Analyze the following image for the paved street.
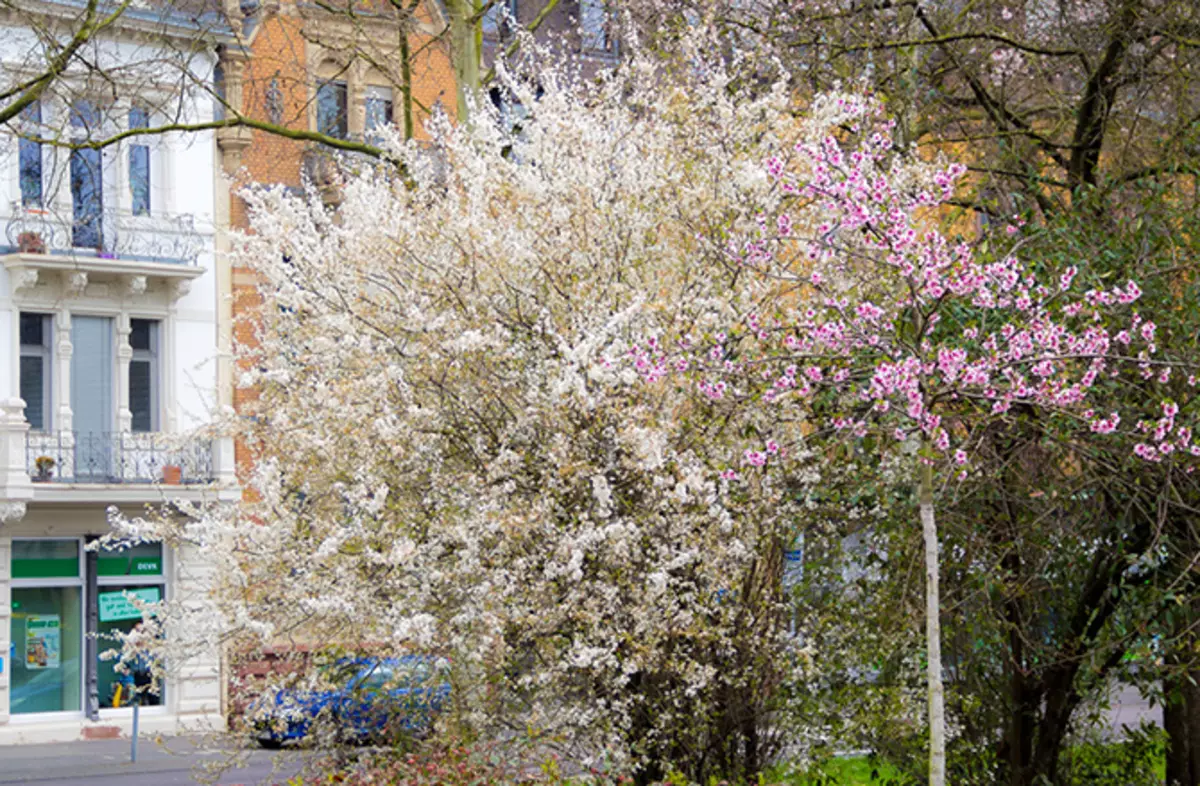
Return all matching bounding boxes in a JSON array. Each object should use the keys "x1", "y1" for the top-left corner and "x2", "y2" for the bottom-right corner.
[
  {"x1": 0, "y1": 687, "x2": 1164, "y2": 785},
  {"x1": 0, "y1": 736, "x2": 308, "y2": 786}
]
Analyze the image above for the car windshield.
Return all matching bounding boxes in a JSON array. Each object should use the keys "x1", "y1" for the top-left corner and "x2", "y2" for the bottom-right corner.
[
  {"x1": 317, "y1": 662, "x2": 361, "y2": 688},
  {"x1": 359, "y1": 659, "x2": 433, "y2": 690}
]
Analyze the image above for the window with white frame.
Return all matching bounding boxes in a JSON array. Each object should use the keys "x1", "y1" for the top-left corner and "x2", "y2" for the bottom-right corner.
[
  {"x1": 18, "y1": 100, "x2": 44, "y2": 208},
  {"x1": 20, "y1": 312, "x2": 53, "y2": 431},
  {"x1": 69, "y1": 98, "x2": 105, "y2": 250},
  {"x1": 364, "y1": 85, "x2": 394, "y2": 144},
  {"x1": 129, "y1": 318, "x2": 160, "y2": 433},
  {"x1": 316, "y1": 77, "x2": 348, "y2": 139},
  {"x1": 128, "y1": 106, "x2": 151, "y2": 216}
]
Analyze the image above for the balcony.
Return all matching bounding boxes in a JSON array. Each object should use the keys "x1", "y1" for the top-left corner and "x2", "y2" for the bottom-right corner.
[
  {"x1": 27, "y1": 431, "x2": 214, "y2": 485},
  {"x1": 2, "y1": 202, "x2": 207, "y2": 300},
  {"x1": 0, "y1": 399, "x2": 238, "y2": 521},
  {"x1": 4, "y1": 201, "x2": 203, "y2": 266}
]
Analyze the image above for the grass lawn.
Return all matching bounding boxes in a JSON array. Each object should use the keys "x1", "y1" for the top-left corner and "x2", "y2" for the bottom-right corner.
[
  {"x1": 769, "y1": 738, "x2": 1166, "y2": 785},
  {"x1": 769, "y1": 756, "x2": 915, "y2": 785}
]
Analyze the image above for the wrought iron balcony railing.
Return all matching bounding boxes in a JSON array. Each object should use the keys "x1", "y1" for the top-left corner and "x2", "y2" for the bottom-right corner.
[
  {"x1": 27, "y1": 431, "x2": 214, "y2": 484},
  {"x1": 4, "y1": 202, "x2": 203, "y2": 266}
]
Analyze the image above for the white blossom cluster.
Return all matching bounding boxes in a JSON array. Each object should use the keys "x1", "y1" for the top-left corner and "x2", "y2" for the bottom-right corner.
[{"x1": 105, "y1": 42, "x2": 953, "y2": 774}]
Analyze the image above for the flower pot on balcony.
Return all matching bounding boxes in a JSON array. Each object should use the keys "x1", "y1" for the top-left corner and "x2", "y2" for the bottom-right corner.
[
  {"x1": 18, "y1": 231, "x2": 46, "y2": 254},
  {"x1": 162, "y1": 464, "x2": 183, "y2": 484},
  {"x1": 34, "y1": 455, "x2": 55, "y2": 482}
]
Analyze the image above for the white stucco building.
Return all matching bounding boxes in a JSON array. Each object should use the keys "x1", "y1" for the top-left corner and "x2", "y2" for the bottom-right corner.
[{"x1": 0, "y1": 1, "x2": 238, "y2": 743}]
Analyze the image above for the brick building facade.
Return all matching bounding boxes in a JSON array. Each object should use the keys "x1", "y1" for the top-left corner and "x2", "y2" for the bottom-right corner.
[{"x1": 212, "y1": 0, "x2": 458, "y2": 480}]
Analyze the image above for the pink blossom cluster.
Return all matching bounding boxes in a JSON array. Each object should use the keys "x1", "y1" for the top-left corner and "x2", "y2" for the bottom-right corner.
[
  {"x1": 628, "y1": 340, "x2": 669, "y2": 384},
  {"x1": 640, "y1": 101, "x2": 1195, "y2": 476}
]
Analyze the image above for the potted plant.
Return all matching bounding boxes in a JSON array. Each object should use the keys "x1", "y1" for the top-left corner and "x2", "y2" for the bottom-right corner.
[
  {"x1": 162, "y1": 463, "x2": 183, "y2": 484},
  {"x1": 34, "y1": 455, "x2": 55, "y2": 481},
  {"x1": 17, "y1": 231, "x2": 45, "y2": 254}
]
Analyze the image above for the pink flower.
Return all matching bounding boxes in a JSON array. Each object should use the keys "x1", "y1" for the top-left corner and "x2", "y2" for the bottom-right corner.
[
  {"x1": 743, "y1": 450, "x2": 767, "y2": 467},
  {"x1": 954, "y1": 450, "x2": 968, "y2": 465},
  {"x1": 1134, "y1": 443, "x2": 1162, "y2": 462},
  {"x1": 1118, "y1": 281, "x2": 1142, "y2": 304}
]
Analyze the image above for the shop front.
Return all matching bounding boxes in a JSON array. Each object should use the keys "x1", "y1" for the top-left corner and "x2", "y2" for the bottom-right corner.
[{"x1": 0, "y1": 507, "x2": 223, "y2": 744}]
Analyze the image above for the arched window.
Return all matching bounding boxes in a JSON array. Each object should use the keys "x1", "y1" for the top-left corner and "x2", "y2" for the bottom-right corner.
[{"x1": 315, "y1": 61, "x2": 348, "y2": 139}]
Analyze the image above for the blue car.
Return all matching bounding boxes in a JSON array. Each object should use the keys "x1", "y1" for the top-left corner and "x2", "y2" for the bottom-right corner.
[{"x1": 251, "y1": 656, "x2": 450, "y2": 748}]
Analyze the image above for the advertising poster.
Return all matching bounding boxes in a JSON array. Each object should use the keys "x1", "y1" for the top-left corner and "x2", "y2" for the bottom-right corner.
[
  {"x1": 25, "y1": 615, "x2": 61, "y2": 670},
  {"x1": 98, "y1": 587, "x2": 161, "y2": 622}
]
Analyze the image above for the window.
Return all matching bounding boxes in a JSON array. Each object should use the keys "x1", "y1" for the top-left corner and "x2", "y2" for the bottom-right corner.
[
  {"x1": 483, "y1": 0, "x2": 517, "y2": 38},
  {"x1": 579, "y1": 0, "x2": 616, "y2": 53},
  {"x1": 20, "y1": 313, "x2": 53, "y2": 431},
  {"x1": 70, "y1": 100, "x2": 104, "y2": 250},
  {"x1": 71, "y1": 316, "x2": 114, "y2": 480},
  {"x1": 128, "y1": 107, "x2": 151, "y2": 216},
  {"x1": 129, "y1": 319, "x2": 159, "y2": 433},
  {"x1": 365, "y1": 85, "x2": 393, "y2": 143},
  {"x1": 10, "y1": 539, "x2": 167, "y2": 716},
  {"x1": 19, "y1": 101, "x2": 43, "y2": 207},
  {"x1": 11, "y1": 539, "x2": 84, "y2": 715},
  {"x1": 96, "y1": 541, "x2": 165, "y2": 709},
  {"x1": 212, "y1": 63, "x2": 226, "y2": 121},
  {"x1": 316, "y1": 78, "x2": 348, "y2": 139}
]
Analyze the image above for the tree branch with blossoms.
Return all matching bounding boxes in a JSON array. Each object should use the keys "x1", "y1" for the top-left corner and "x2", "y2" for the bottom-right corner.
[{"x1": 633, "y1": 94, "x2": 1200, "y2": 786}]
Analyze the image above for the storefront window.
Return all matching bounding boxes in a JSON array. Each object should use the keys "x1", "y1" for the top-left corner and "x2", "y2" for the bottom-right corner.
[
  {"x1": 11, "y1": 539, "x2": 85, "y2": 715},
  {"x1": 97, "y1": 542, "x2": 165, "y2": 709},
  {"x1": 97, "y1": 585, "x2": 162, "y2": 708}
]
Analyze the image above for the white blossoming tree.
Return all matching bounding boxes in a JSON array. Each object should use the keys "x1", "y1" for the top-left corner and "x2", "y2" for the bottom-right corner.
[
  {"x1": 104, "y1": 48, "x2": 824, "y2": 781},
  {"x1": 106, "y1": 46, "x2": 1040, "y2": 782}
]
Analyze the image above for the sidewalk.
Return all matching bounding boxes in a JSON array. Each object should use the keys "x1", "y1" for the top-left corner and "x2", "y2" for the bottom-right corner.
[{"x1": 0, "y1": 735, "x2": 305, "y2": 785}]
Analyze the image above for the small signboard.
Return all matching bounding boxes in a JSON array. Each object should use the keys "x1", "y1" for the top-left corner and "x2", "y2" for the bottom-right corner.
[
  {"x1": 98, "y1": 587, "x2": 161, "y2": 623},
  {"x1": 25, "y1": 615, "x2": 61, "y2": 669}
]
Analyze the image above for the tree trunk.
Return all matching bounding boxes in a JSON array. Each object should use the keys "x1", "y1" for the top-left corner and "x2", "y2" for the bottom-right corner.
[
  {"x1": 1007, "y1": 640, "x2": 1037, "y2": 786},
  {"x1": 1165, "y1": 665, "x2": 1200, "y2": 785},
  {"x1": 1028, "y1": 663, "x2": 1081, "y2": 785},
  {"x1": 444, "y1": 0, "x2": 481, "y2": 123},
  {"x1": 920, "y1": 456, "x2": 946, "y2": 786}
]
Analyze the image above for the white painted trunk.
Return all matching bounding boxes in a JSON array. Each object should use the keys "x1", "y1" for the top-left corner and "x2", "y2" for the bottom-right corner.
[{"x1": 920, "y1": 458, "x2": 946, "y2": 786}]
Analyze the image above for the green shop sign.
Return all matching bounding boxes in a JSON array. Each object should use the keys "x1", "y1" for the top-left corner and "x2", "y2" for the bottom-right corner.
[
  {"x1": 98, "y1": 587, "x2": 161, "y2": 622},
  {"x1": 97, "y1": 555, "x2": 163, "y2": 577}
]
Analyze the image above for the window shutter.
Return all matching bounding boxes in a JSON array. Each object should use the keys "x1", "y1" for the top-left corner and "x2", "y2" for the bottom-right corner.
[{"x1": 71, "y1": 317, "x2": 113, "y2": 437}]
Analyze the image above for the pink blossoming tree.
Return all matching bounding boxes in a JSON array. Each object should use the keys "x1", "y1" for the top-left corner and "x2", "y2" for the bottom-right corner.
[{"x1": 636, "y1": 95, "x2": 1198, "y2": 785}]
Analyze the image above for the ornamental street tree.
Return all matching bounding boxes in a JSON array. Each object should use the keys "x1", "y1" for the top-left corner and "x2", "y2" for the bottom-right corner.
[
  {"x1": 616, "y1": 2, "x2": 1200, "y2": 781},
  {"x1": 641, "y1": 95, "x2": 1198, "y2": 786}
]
